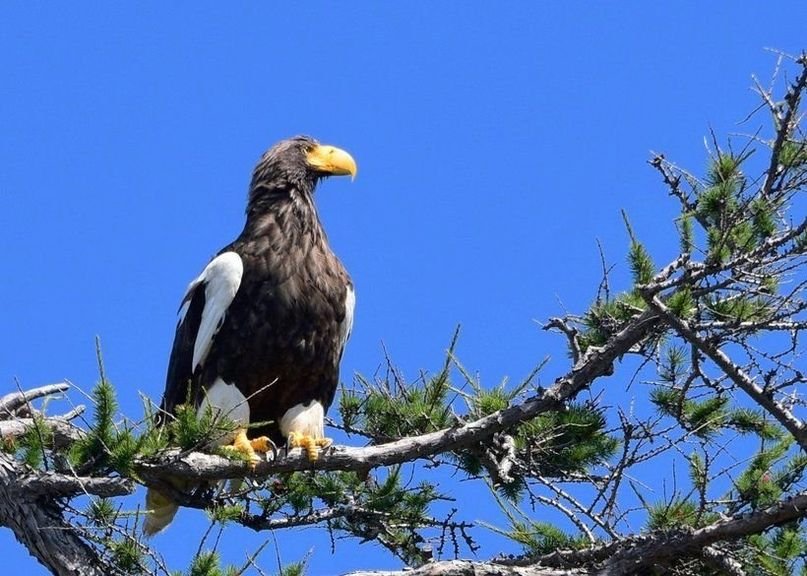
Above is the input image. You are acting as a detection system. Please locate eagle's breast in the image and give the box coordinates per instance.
[204,213,352,442]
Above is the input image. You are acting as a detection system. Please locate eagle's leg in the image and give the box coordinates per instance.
[223,429,276,469]
[287,431,332,462]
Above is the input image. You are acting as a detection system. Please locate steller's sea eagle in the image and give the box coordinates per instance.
[143,136,357,535]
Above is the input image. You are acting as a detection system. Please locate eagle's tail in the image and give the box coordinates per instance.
[143,487,180,536]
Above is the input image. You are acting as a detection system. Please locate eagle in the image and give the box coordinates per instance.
[143,136,357,535]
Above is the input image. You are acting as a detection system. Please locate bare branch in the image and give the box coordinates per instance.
[543,317,581,365]
[0,382,71,417]
[12,470,133,499]
[761,54,807,200]
[344,560,587,576]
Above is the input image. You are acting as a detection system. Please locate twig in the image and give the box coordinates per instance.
[640,291,807,448]
[761,54,807,200]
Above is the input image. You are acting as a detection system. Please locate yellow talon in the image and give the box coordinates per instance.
[249,435,275,454]
[222,429,275,469]
[288,431,332,462]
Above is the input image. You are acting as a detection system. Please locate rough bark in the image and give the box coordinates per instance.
[343,490,807,575]
[600,490,807,574]
[345,560,586,576]
[0,417,85,448]
[0,453,108,576]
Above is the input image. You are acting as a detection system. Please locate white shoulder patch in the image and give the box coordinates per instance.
[190,251,243,371]
[339,284,356,353]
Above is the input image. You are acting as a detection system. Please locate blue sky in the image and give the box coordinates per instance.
[2,4,805,575]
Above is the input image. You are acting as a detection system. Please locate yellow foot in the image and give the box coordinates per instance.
[222,429,276,469]
[287,431,332,462]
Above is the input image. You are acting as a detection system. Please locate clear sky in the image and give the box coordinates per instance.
[2,4,805,575]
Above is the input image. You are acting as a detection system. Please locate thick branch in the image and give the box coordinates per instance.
[479,490,807,575]
[361,452,807,573]
[602,489,807,574]
[345,560,586,576]
[701,546,746,576]
[138,310,660,483]
[0,453,110,576]
[0,417,86,449]
[12,470,133,499]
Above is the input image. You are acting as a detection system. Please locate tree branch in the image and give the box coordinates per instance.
[0,382,71,416]
[0,453,111,576]
[639,216,807,296]
[701,545,746,576]
[345,559,586,576]
[12,470,133,499]
[344,482,807,576]
[641,291,807,448]
[601,489,807,574]
[138,310,660,483]
[0,417,86,449]
[761,52,807,200]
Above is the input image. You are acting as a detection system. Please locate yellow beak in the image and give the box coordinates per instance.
[306,144,357,180]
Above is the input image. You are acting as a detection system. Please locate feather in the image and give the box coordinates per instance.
[190,251,243,371]
[339,284,356,359]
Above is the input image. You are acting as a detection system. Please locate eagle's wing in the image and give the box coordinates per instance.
[160,251,243,418]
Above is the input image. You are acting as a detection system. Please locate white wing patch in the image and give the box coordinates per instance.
[338,284,356,354]
[183,251,243,371]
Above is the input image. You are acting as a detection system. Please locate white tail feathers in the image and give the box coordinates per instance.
[142,487,179,536]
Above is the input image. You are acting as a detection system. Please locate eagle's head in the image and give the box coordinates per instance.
[248,136,357,206]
